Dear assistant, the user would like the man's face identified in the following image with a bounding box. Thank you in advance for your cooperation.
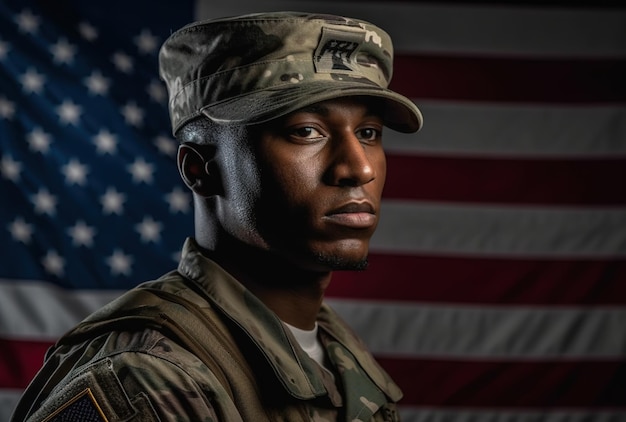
[215,97,387,271]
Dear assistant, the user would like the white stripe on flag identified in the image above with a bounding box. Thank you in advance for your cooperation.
[0,390,23,422]
[327,298,626,359]
[196,0,626,57]
[0,279,121,340]
[398,407,626,422]
[384,102,626,157]
[373,201,626,257]
[2,281,625,359]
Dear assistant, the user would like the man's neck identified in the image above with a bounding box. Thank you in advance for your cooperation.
[241,274,330,330]
[198,240,332,330]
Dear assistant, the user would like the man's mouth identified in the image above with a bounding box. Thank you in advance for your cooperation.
[323,202,377,229]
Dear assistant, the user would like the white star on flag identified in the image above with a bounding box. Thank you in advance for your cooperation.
[42,250,65,277]
[93,129,118,154]
[62,159,89,185]
[0,97,16,120]
[0,155,22,182]
[20,68,45,94]
[50,38,76,65]
[100,187,126,215]
[56,100,82,125]
[15,9,40,34]
[127,158,154,184]
[0,40,9,60]
[8,217,33,244]
[68,221,97,247]
[165,186,191,214]
[154,135,177,156]
[84,71,110,96]
[136,216,163,243]
[121,102,144,127]
[106,249,132,276]
[27,128,52,153]
[147,80,167,103]
[77,21,98,42]
[31,188,58,216]
[134,29,159,55]
[111,51,133,73]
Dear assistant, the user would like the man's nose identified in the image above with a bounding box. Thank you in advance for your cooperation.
[324,132,376,187]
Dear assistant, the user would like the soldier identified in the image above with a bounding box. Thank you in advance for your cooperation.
[11,11,422,421]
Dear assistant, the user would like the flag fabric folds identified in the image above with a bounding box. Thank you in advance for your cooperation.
[1,1,625,421]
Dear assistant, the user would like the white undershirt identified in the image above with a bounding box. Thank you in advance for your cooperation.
[283,321,326,367]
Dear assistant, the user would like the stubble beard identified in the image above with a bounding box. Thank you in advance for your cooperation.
[313,252,369,271]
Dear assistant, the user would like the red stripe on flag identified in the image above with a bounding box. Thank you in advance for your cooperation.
[0,337,51,389]
[378,357,626,408]
[383,154,626,205]
[391,55,626,103]
[329,254,626,305]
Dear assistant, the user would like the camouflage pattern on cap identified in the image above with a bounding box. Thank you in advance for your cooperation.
[158,11,423,135]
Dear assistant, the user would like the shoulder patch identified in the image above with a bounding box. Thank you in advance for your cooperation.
[43,388,108,422]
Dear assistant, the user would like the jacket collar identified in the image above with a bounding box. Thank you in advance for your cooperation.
[178,238,402,401]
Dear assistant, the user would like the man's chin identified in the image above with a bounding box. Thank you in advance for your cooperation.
[313,252,369,271]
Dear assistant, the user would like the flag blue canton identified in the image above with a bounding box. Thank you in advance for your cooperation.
[0,0,194,289]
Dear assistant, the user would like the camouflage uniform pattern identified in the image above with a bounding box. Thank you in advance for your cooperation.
[12,238,403,421]
[158,11,423,135]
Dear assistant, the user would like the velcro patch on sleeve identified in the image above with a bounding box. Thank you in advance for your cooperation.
[43,388,109,422]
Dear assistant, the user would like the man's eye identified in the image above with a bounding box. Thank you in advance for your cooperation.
[291,127,323,139]
[357,128,381,141]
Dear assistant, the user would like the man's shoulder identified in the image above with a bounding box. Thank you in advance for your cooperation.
[13,269,234,422]
[18,328,226,421]
[60,270,213,343]
[51,269,228,389]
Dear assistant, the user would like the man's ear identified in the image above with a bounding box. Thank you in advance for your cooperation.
[177,143,219,197]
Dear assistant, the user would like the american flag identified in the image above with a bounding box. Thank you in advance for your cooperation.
[1,1,625,421]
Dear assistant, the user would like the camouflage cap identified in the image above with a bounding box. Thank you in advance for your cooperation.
[159,11,423,135]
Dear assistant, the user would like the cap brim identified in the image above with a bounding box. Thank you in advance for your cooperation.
[200,80,423,133]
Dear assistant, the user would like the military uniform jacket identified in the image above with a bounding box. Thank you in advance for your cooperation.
[12,238,403,421]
